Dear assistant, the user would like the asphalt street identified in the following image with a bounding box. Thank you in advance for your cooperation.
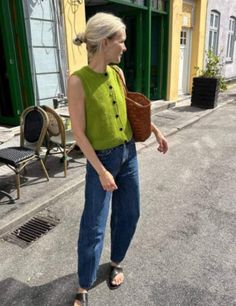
[0,101,235,306]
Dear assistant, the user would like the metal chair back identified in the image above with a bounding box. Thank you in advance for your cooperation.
[41,105,66,146]
[20,106,49,154]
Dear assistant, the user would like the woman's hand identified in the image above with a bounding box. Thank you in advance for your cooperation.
[156,134,168,154]
[151,123,168,154]
[99,170,118,192]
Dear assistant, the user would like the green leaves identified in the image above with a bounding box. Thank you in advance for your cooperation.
[194,50,227,91]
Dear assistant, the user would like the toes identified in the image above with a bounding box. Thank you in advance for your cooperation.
[110,266,124,288]
[112,273,124,285]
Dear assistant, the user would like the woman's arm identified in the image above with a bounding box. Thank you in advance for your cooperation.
[67,75,117,191]
[151,122,168,154]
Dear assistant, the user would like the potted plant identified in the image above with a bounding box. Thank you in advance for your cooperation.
[191,50,227,109]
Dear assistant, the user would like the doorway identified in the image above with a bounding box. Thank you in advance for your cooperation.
[151,14,168,100]
[121,13,143,92]
[84,1,168,100]
[85,2,143,93]
[178,28,192,95]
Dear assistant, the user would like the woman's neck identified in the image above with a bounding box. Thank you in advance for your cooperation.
[88,54,108,73]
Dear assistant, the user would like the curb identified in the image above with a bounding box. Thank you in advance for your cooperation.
[0,178,85,236]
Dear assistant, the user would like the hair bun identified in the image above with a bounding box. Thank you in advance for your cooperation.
[73,33,86,46]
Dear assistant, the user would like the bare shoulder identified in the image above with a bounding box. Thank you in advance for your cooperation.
[68,74,83,88]
[67,74,85,99]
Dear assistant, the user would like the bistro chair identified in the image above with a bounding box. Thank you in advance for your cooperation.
[0,106,50,199]
[42,105,76,177]
[0,190,15,204]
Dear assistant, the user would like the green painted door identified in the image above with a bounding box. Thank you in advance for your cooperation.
[121,12,143,93]
[0,1,34,126]
[151,14,168,100]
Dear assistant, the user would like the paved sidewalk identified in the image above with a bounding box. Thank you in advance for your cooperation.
[0,87,235,235]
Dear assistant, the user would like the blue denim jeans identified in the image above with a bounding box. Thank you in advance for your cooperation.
[77,139,140,289]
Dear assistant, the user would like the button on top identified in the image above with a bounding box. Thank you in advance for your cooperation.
[109,85,113,89]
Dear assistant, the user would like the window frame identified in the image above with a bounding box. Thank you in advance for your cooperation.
[23,0,67,107]
[208,10,220,55]
[226,16,236,63]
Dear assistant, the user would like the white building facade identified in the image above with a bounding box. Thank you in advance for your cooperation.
[205,0,236,81]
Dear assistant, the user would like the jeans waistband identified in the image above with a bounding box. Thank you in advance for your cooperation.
[95,139,134,153]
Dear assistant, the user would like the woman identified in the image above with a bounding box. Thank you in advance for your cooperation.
[67,12,168,306]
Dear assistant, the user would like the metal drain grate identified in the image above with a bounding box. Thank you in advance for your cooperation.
[2,213,60,248]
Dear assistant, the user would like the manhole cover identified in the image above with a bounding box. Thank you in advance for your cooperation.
[2,211,60,248]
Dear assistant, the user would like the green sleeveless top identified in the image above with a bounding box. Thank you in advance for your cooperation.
[72,65,132,150]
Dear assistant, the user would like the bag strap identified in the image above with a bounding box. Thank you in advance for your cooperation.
[111,65,128,95]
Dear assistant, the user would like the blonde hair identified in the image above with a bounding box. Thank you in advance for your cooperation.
[73,12,126,55]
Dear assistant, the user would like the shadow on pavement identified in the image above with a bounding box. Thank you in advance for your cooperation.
[0,263,111,306]
[0,274,76,306]
[0,153,86,198]
[172,105,206,113]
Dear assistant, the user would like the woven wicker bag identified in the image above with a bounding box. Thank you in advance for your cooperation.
[126,92,151,142]
[112,66,151,142]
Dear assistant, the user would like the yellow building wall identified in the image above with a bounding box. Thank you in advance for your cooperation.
[166,0,183,100]
[167,0,207,101]
[182,2,193,28]
[62,0,87,76]
[190,0,208,90]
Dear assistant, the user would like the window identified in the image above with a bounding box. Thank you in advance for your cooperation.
[180,30,187,45]
[23,0,67,107]
[226,17,236,62]
[208,11,220,55]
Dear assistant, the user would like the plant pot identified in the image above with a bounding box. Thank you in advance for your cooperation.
[191,77,219,109]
